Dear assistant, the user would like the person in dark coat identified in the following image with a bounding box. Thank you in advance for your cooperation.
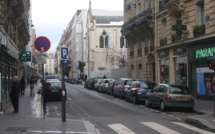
[103,74,107,79]
[20,76,26,96]
[10,75,20,113]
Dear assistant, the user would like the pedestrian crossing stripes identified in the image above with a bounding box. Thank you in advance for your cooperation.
[108,122,214,134]
[141,122,180,134]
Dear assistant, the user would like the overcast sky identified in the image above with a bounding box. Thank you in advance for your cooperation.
[31,0,123,52]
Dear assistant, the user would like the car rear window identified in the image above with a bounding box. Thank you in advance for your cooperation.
[50,82,62,87]
[169,86,191,95]
[140,82,149,88]
[125,80,133,85]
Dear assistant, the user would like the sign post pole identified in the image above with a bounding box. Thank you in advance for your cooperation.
[34,36,51,119]
[60,47,69,122]
[213,52,215,117]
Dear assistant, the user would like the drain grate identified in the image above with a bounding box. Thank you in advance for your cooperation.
[7,127,28,132]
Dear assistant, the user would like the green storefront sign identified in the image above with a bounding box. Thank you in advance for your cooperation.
[20,51,31,61]
[196,47,215,59]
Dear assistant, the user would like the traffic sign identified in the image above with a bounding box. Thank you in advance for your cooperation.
[20,51,31,61]
[60,47,69,60]
[34,36,51,53]
[61,60,68,64]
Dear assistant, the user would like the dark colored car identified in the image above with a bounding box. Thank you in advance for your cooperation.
[145,84,194,111]
[84,78,91,89]
[89,77,103,90]
[106,80,117,95]
[45,80,66,101]
[125,80,157,104]
[113,78,134,99]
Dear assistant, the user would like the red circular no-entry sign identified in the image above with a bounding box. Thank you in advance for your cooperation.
[34,36,51,53]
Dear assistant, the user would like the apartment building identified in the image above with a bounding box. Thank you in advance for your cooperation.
[155,0,215,100]
[122,0,155,81]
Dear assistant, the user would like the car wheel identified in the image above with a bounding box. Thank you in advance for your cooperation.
[133,95,138,104]
[125,94,129,102]
[145,99,150,107]
[160,101,166,111]
[119,92,123,99]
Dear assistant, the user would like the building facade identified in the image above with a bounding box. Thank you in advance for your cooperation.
[44,52,56,75]
[0,0,31,111]
[155,0,215,100]
[122,0,155,81]
[85,1,125,77]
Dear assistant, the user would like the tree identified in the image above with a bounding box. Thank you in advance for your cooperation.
[109,52,127,68]
[78,61,85,73]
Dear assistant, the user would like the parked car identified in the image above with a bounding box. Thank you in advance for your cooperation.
[113,78,134,99]
[125,80,157,104]
[89,77,103,90]
[106,80,118,95]
[45,80,66,101]
[84,78,91,89]
[101,79,115,93]
[145,84,194,111]
[94,79,103,91]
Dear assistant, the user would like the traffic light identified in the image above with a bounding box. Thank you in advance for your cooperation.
[208,62,214,70]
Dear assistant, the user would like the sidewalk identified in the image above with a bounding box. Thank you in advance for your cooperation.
[0,82,100,134]
[185,99,215,132]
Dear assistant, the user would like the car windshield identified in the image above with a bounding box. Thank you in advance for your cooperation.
[169,85,191,95]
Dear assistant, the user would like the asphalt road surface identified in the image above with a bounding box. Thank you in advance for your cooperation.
[44,83,213,134]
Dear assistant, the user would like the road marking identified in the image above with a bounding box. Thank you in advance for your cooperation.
[173,122,214,134]
[175,117,181,121]
[141,122,181,134]
[108,123,136,134]
[30,130,91,133]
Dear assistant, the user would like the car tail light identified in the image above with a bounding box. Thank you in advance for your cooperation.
[191,96,194,102]
[166,93,171,100]
[136,88,141,93]
[122,84,125,89]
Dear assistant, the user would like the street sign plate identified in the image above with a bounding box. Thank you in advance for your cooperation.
[37,57,46,64]
[34,36,51,53]
[20,51,31,61]
[60,47,69,60]
[61,60,68,64]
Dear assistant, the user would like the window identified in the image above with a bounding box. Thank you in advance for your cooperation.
[120,36,125,48]
[99,35,104,48]
[105,35,109,48]
[197,2,204,25]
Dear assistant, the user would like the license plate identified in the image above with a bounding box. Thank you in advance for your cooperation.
[177,96,187,100]
[51,90,59,92]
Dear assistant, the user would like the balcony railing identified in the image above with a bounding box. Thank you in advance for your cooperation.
[193,25,205,38]
[159,0,178,12]
[130,51,134,58]
[138,49,142,57]
[150,45,154,52]
[144,47,149,55]
[163,0,177,5]
[121,8,155,34]
[171,34,181,43]
[160,37,167,46]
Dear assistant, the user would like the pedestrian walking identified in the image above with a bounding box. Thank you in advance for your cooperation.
[10,75,20,113]
[20,76,26,96]
[30,77,35,96]
[103,74,107,79]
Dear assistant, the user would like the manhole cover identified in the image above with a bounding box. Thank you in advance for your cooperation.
[7,127,28,132]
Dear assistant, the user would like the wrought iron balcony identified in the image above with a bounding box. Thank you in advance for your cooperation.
[138,49,142,57]
[130,51,134,58]
[163,0,177,6]
[171,34,181,43]
[160,37,167,47]
[121,8,155,34]
[150,45,154,52]
[193,25,205,38]
[144,47,149,55]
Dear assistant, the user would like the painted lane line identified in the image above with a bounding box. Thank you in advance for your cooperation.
[108,123,136,134]
[175,117,181,121]
[141,122,181,134]
[172,122,214,134]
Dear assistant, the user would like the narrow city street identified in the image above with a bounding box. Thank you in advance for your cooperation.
[44,83,213,134]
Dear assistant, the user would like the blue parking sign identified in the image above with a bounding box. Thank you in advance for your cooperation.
[60,47,69,60]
